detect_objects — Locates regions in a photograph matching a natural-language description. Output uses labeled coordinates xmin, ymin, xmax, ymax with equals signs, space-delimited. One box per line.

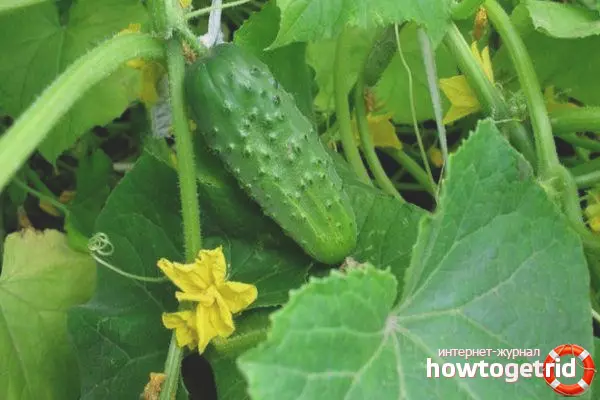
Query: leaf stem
xmin=394 ymin=24 xmax=436 ymax=194
xmin=383 ymin=148 xmax=437 ymax=196
xmin=417 ymin=27 xmax=447 ymax=199
xmin=484 ymin=0 xmax=559 ymax=180
xmin=0 ymin=33 xmax=164 ymax=192
xmin=443 ymin=23 xmax=536 ymax=167
xmin=12 ymin=177 xmax=69 ymax=215
xmin=354 ymin=74 xmax=403 ymax=200
xmin=186 ymin=0 xmax=253 ymax=20
xmin=159 ymin=39 xmax=204 ymax=400
xmin=334 ymin=29 xmax=372 ymax=184
xmin=550 ymin=107 xmax=600 ymax=135
xmin=574 ymin=170 xmax=600 ymax=189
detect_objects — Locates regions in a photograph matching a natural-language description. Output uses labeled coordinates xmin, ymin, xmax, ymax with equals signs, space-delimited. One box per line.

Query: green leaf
xmin=0 ymin=0 xmax=148 ymax=162
xmin=205 ymin=309 xmax=272 ymax=400
xmin=374 ymin=24 xmax=456 ymax=123
xmin=234 ymin=0 xmax=315 ymax=122
xmin=524 ymin=0 xmax=600 ymax=38
xmin=346 ymin=182 xmax=425 ymax=292
xmin=0 ymin=0 xmax=49 ymax=13
xmin=66 ymin=149 xmax=113 ymax=243
xmin=272 ymin=0 xmax=451 ymax=48
xmin=495 ymin=4 xmax=600 ymax=106
xmin=239 ymin=120 xmax=593 ymax=399
xmin=0 ymin=229 xmax=95 ymax=400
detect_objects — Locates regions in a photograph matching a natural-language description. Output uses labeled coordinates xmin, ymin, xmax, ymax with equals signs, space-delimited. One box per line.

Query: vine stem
xmin=334 ymin=29 xmax=372 ymax=184
xmin=12 ymin=178 xmax=69 ymax=215
xmin=0 ymin=33 xmax=164 ymax=192
xmin=354 ymin=74 xmax=403 ymax=200
xmin=443 ymin=23 xmax=536 ymax=167
xmin=160 ymin=39 xmax=204 ymax=400
xmin=383 ymin=149 xmax=437 ymax=196
xmin=186 ymin=0 xmax=252 ymax=20
xmin=484 ymin=0 xmax=559 ymax=180
xmin=574 ymin=170 xmax=600 ymax=189
xmin=549 ymin=107 xmax=600 ymax=135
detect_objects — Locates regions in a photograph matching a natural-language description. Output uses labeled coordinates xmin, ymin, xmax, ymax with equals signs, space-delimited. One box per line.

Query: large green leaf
xmin=239 ymin=120 xmax=592 ymax=399
xmin=523 ymin=0 xmax=600 ymax=38
xmin=234 ymin=0 xmax=315 ymax=122
xmin=272 ymin=0 xmax=451 ymax=47
xmin=69 ymin=154 xmax=315 ymax=398
xmin=495 ymin=4 xmax=600 ymax=106
xmin=0 ymin=0 xmax=147 ymax=161
xmin=0 ymin=229 xmax=95 ymax=400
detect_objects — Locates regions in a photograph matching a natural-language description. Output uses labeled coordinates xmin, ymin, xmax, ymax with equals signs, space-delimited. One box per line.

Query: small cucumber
xmin=185 ymin=43 xmax=357 ymax=264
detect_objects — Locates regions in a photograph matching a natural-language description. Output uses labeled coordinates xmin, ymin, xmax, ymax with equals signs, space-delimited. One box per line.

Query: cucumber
xmin=185 ymin=43 xmax=357 ymax=264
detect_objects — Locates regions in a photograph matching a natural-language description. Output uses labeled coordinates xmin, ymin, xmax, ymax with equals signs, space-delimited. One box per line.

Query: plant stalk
xmin=334 ymin=29 xmax=372 ymax=185
xmin=384 ymin=149 xmax=437 ymax=196
xmin=354 ymin=75 xmax=403 ymax=201
xmin=550 ymin=107 xmax=600 ymax=135
xmin=0 ymin=34 xmax=164 ymax=192
xmin=484 ymin=0 xmax=559 ymax=179
xmin=159 ymin=39 xmax=204 ymax=400
xmin=443 ymin=23 xmax=536 ymax=167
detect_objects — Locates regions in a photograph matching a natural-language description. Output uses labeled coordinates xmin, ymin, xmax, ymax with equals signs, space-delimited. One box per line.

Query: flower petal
xmin=212 ymin=292 xmax=235 ymax=335
xmin=219 ymin=281 xmax=258 ymax=313
xmin=481 ymin=46 xmax=494 ymax=83
xmin=194 ymin=247 xmax=227 ymax=285
xmin=162 ymin=311 xmax=197 ymax=349
xmin=157 ymin=258 xmax=208 ymax=293
xmin=195 ymin=305 xmax=219 ymax=353
xmin=440 ymin=75 xmax=481 ymax=124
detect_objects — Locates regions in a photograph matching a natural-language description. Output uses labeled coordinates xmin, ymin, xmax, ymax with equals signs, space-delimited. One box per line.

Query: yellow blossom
xmin=158 ymin=247 xmax=257 ymax=353
xmin=179 ymin=0 xmax=192 ymax=8
xmin=440 ymin=43 xmax=494 ymax=124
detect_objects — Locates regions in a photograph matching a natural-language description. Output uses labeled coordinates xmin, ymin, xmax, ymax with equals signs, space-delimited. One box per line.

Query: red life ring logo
xmin=543 ymin=344 xmax=596 ymax=396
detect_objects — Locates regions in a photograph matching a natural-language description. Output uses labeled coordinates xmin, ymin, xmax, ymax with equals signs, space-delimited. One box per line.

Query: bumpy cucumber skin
xmin=185 ymin=43 xmax=357 ymax=264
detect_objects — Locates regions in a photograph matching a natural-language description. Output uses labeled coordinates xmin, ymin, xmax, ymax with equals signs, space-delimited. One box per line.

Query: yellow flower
xmin=158 ymin=247 xmax=258 ymax=353
xmin=352 ymin=113 xmax=402 ymax=150
xmin=440 ymin=43 xmax=494 ymax=124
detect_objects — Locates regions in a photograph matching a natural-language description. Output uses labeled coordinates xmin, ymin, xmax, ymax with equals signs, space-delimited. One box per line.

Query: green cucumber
xmin=185 ymin=43 xmax=357 ymax=264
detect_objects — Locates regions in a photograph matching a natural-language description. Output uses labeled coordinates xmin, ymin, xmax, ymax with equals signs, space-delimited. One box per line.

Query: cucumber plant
xmin=0 ymin=0 xmax=600 ymax=399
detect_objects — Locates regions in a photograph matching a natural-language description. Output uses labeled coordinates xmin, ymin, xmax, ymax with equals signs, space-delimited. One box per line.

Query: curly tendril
xmin=88 ymin=232 xmax=168 ymax=283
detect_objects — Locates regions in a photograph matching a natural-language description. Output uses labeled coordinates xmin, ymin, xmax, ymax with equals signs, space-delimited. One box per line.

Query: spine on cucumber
xmin=185 ymin=43 xmax=357 ymax=264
